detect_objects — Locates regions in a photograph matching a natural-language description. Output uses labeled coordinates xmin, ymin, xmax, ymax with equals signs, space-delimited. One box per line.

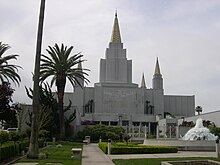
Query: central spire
xmin=110 ymin=11 xmax=122 ymax=43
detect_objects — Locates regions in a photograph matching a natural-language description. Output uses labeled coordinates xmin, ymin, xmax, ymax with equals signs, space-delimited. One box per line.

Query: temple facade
xmin=63 ymin=13 xmax=195 ymax=134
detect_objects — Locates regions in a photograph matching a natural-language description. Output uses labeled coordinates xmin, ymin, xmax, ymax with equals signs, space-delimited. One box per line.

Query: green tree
xmin=0 ymin=82 xmax=18 ymax=128
xmin=26 ymin=83 xmax=76 ymax=138
xmin=195 ymin=106 xmax=202 ymax=115
xmin=25 ymin=83 xmax=58 ymax=135
xmin=40 ymin=43 xmax=89 ymax=139
xmin=0 ymin=42 xmax=21 ymax=86
xmin=77 ymin=125 xmax=124 ymax=142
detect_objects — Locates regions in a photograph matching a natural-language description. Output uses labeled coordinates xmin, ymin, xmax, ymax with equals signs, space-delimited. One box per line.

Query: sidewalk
xmin=81 ymin=143 xmax=114 ymax=165
xmin=81 ymin=143 xmax=217 ymax=165
xmin=109 ymin=151 xmax=216 ymax=160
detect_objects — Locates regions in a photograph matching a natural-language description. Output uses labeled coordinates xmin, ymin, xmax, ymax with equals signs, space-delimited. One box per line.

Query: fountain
xmin=182 ymin=118 xmax=218 ymax=141
xmin=143 ymin=118 xmax=218 ymax=151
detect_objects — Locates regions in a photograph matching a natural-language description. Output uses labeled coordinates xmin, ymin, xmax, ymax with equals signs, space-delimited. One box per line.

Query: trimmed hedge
xmin=99 ymin=142 xmax=108 ymax=154
xmin=0 ymin=138 xmax=45 ymax=161
xmin=98 ymin=142 xmax=178 ymax=154
xmin=1 ymin=140 xmax=29 ymax=161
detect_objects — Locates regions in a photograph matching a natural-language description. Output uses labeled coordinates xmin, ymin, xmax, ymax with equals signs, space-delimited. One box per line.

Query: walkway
xmin=81 ymin=143 xmax=114 ymax=165
xmin=81 ymin=143 xmax=217 ymax=165
xmin=11 ymin=144 xmax=217 ymax=165
xmin=109 ymin=151 xmax=216 ymax=160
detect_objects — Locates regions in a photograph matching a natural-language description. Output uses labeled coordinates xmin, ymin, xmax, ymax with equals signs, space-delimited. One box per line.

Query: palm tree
xmin=195 ymin=106 xmax=202 ymax=115
xmin=40 ymin=43 xmax=89 ymax=139
xmin=0 ymin=42 xmax=21 ymax=85
xmin=28 ymin=0 xmax=46 ymax=159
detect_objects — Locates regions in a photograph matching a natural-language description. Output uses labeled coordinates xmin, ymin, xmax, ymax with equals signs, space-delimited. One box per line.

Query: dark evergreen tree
xmin=0 ymin=82 xmax=17 ymax=128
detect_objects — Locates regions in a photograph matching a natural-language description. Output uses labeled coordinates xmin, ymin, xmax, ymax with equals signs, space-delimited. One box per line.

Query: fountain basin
xmin=143 ymin=139 xmax=216 ymax=151
xmin=161 ymin=160 xmax=220 ymax=165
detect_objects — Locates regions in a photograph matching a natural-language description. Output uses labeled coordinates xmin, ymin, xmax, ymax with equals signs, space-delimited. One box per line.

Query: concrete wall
xmin=164 ymin=95 xmax=195 ymax=117
xmin=178 ymin=110 xmax=220 ymax=127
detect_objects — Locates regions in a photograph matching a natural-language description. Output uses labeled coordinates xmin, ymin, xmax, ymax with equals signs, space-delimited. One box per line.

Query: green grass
xmin=113 ymin=157 xmax=220 ymax=165
xmin=16 ymin=142 xmax=82 ymax=165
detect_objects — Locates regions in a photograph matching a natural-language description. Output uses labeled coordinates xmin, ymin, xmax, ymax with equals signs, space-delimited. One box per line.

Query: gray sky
xmin=1 ymin=0 xmax=220 ymax=113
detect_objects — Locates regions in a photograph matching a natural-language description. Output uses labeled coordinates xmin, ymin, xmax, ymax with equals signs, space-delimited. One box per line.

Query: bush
xmin=111 ymin=145 xmax=178 ymax=154
xmin=0 ymin=131 xmax=9 ymax=143
xmin=210 ymin=127 xmax=220 ymax=137
xmin=1 ymin=142 xmax=16 ymax=160
xmin=106 ymin=132 xmax=119 ymax=141
xmin=76 ymin=124 xmax=124 ymax=142
xmin=9 ymin=132 xmax=20 ymax=142
xmin=98 ymin=142 xmax=178 ymax=154
xmin=0 ymin=140 xmax=29 ymax=161
xmin=98 ymin=142 xmax=108 ymax=154
xmin=0 ymin=138 xmax=45 ymax=161
xmin=39 ymin=129 xmax=50 ymax=141
xmin=123 ymin=134 xmax=131 ymax=143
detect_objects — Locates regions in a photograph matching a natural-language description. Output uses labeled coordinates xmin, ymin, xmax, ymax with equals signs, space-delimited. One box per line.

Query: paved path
xmin=12 ymin=144 xmax=218 ymax=165
xmin=81 ymin=143 xmax=114 ymax=165
xmin=109 ymin=151 xmax=216 ymax=160
xmin=82 ymin=143 xmax=217 ymax=165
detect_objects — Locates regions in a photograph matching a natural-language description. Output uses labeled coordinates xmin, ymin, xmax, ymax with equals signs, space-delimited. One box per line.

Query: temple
xmin=64 ymin=13 xmax=195 ymax=134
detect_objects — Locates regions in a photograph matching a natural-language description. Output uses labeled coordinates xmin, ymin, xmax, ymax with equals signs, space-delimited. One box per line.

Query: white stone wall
xmin=164 ymin=95 xmax=195 ymax=117
xmin=178 ymin=110 xmax=220 ymax=127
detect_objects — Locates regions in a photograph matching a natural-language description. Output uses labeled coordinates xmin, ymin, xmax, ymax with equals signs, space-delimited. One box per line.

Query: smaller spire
xmin=154 ymin=57 xmax=161 ymax=75
xmin=141 ymin=73 xmax=146 ymax=88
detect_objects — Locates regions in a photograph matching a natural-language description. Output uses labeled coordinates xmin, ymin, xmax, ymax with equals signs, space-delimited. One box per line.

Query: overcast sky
xmin=1 ymin=0 xmax=220 ymax=113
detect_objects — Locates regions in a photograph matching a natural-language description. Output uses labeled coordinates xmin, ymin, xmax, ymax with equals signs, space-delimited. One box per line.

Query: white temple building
xmin=64 ymin=13 xmax=195 ymax=135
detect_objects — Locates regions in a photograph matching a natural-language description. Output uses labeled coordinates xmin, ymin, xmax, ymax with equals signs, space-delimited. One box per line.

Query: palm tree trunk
xmin=28 ymin=0 xmax=46 ymax=158
xmin=57 ymin=85 xmax=65 ymax=140
xmin=58 ymin=95 xmax=65 ymax=140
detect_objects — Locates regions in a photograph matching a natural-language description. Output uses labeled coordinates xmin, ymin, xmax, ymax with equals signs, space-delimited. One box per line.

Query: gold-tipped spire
xmin=110 ymin=11 xmax=122 ymax=43
xmin=141 ymin=73 xmax=146 ymax=88
xmin=154 ymin=57 xmax=161 ymax=75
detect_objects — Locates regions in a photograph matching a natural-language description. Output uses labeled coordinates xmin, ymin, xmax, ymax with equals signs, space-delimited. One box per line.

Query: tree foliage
xmin=77 ymin=124 xmax=125 ymax=142
xmin=40 ymin=43 xmax=89 ymax=139
xmin=210 ymin=127 xmax=220 ymax=138
xmin=0 ymin=82 xmax=18 ymax=128
xmin=25 ymin=83 xmax=59 ymax=135
xmin=25 ymin=83 xmax=75 ymax=138
xmin=0 ymin=42 xmax=21 ymax=85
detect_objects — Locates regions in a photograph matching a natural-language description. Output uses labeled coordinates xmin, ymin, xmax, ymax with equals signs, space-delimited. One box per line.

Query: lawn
xmin=16 ymin=142 xmax=82 ymax=165
xmin=113 ymin=157 xmax=220 ymax=165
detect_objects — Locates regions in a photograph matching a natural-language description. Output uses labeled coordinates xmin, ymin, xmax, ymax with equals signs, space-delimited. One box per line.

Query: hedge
xmin=98 ymin=142 xmax=178 ymax=154
xmin=99 ymin=142 xmax=108 ymax=154
xmin=0 ymin=139 xmax=44 ymax=161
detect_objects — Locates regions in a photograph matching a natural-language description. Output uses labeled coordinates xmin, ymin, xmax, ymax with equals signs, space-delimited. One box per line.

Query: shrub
xmin=123 ymin=134 xmax=131 ymax=144
xmin=106 ymin=132 xmax=119 ymax=141
xmin=76 ymin=124 xmax=124 ymax=142
xmin=1 ymin=142 xmax=16 ymax=160
xmin=210 ymin=127 xmax=220 ymax=137
xmin=111 ymin=145 xmax=178 ymax=154
xmin=19 ymin=139 xmax=29 ymax=153
xmin=9 ymin=132 xmax=20 ymax=142
xmin=0 ymin=140 xmax=29 ymax=161
xmin=39 ymin=129 xmax=50 ymax=141
xmin=98 ymin=142 xmax=178 ymax=154
xmin=0 ymin=131 xmax=9 ymax=143
xmin=98 ymin=142 xmax=108 ymax=154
